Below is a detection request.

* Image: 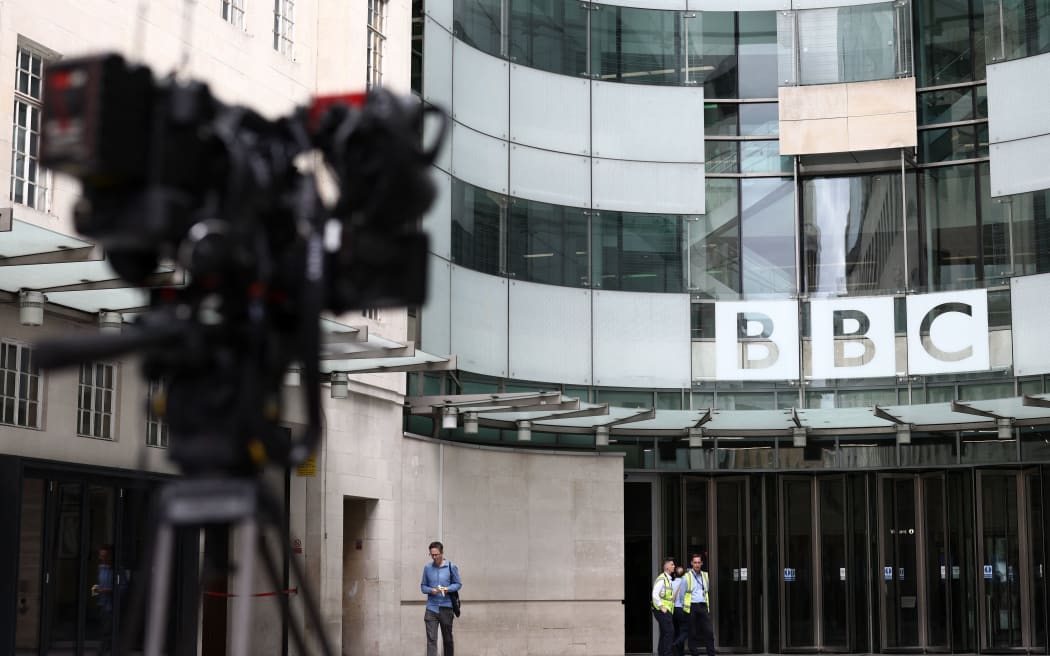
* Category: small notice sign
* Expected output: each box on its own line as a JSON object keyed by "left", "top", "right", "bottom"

{"left": 839, "top": 567, "right": 846, "bottom": 581}
{"left": 884, "top": 567, "right": 893, "bottom": 581}
{"left": 296, "top": 454, "right": 318, "bottom": 477}
{"left": 784, "top": 568, "right": 796, "bottom": 582}
{"left": 740, "top": 568, "right": 748, "bottom": 582}
{"left": 983, "top": 565, "right": 993, "bottom": 579}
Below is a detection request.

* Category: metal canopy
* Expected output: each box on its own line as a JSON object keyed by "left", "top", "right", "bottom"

{"left": 0, "top": 217, "right": 90, "bottom": 259}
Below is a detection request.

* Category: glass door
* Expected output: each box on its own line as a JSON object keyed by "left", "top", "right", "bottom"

{"left": 1025, "top": 470, "right": 1047, "bottom": 650}
{"left": 43, "top": 481, "right": 83, "bottom": 653}
{"left": 922, "top": 473, "right": 951, "bottom": 651}
{"left": 979, "top": 471, "right": 1023, "bottom": 650}
{"left": 714, "top": 478, "right": 752, "bottom": 651}
{"left": 819, "top": 478, "right": 849, "bottom": 650}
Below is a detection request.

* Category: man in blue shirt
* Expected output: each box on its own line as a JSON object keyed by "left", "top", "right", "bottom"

{"left": 420, "top": 540, "right": 462, "bottom": 656}
{"left": 687, "top": 552, "right": 716, "bottom": 656}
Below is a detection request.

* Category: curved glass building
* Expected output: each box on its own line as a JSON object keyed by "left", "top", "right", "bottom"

{"left": 412, "top": 0, "right": 1050, "bottom": 651}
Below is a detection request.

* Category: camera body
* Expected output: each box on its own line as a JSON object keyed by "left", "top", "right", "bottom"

{"left": 37, "top": 53, "right": 445, "bottom": 473}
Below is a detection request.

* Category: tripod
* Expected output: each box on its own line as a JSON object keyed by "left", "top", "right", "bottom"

{"left": 141, "top": 477, "right": 335, "bottom": 656}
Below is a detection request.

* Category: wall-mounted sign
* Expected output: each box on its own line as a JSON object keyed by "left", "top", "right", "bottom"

{"left": 784, "top": 567, "right": 796, "bottom": 582}
{"left": 984, "top": 565, "right": 993, "bottom": 579}
{"left": 884, "top": 567, "right": 893, "bottom": 581}
{"left": 712, "top": 289, "right": 991, "bottom": 380}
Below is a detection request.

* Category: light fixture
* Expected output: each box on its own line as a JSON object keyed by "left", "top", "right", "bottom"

{"left": 441, "top": 406, "right": 458, "bottom": 429}
{"left": 330, "top": 372, "right": 348, "bottom": 399}
{"left": 283, "top": 365, "right": 301, "bottom": 387}
{"left": 595, "top": 425, "right": 609, "bottom": 447}
{"left": 463, "top": 411, "right": 478, "bottom": 434}
{"left": 688, "top": 426, "right": 703, "bottom": 448}
{"left": 896, "top": 423, "right": 912, "bottom": 445}
{"left": 98, "top": 311, "right": 122, "bottom": 334}
{"left": 997, "top": 417, "right": 1014, "bottom": 440}
{"left": 517, "top": 420, "right": 532, "bottom": 442}
{"left": 19, "top": 290, "right": 44, "bottom": 326}
{"left": 792, "top": 426, "right": 808, "bottom": 448}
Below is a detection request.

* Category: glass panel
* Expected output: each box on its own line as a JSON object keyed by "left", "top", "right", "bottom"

{"left": 507, "top": 198, "right": 588, "bottom": 287}
{"left": 716, "top": 392, "right": 774, "bottom": 410}
{"left": 981, "top": 473, "right": 1023, "bottom": 648}
{"left": 924, "top": 164, "right": 979, "bottom": 290}
{"left": 1004, "top": 187, "right": 1050, "bottom": 277}
{"left": 689, "top": 179, "right": 740, "bottom": 298}
{"left": 453, "top": 0, "right": 503, "bottom": 58}
{"left": 883, "top": 477, "right": 920, "bottom": 647}
{"left": 924, "top": 475, "right": 950, "bottom": 647}
{"left": 705, "top": 141, "right": 738, "bottom": 174}
{"left": 691, "top": 391, "right": 715, "bottom": 409}
{"left": 738, "top": 12, "right": 778, "bottom": 98}
{"left": 741, "top": 178, "right": 796, "bottom": 297}
{"left": 508, "top": 0, "right": 588, "bottom": 76}
{"left": 783, "top": 478, "right": 814, "bottom": 647}
{"left": 997, "top": 0, "right": 1050, "bottom": 62}
{"left": 451, "top": 179, "right": 502, "bottom": 275}
{"left": 957, "top": 381, "right": 1014, "bottom": 400}
{"left": 739, "top": 103, "right": 779, "bottom": 136}
{"left": 919, "top": 125, "right": 979, "bottom": 163}
{"left": 45, "top": 482, "right": 82, "bottom": 652}
{"left": 979, "top": 163, "right": 1012, "bottom": 284}
{"left": 15, "top": 478, "right": 45, "bottom": 653}
{"left": 700, "top": 12, "right": 737, "bottom": 99}
{"left": 820, "top": 477, "right": 848, "bottom": 647}
{"left": 919, "top": 88, "right": 975, "bottom": 125}
{"left": 961, "top": 435, "right": 1017, "bottom": 463}
{"left": 948, "top": 470, "right": 977, "bottom": 650}
{"left": 596, "top": 389, "right": 652, "bottom": 408}
{"left": 803, "top": 174, "right": 910, "bottom": 296}
{"left": 988, "top": 288, "right": 1011, "bottom": 327}
{"left": 684, "top": 477, "right": 709, "bottom": 570}
{"left": 837, "top": 388, "right": 898, "bottom": 408}
{"left": 915, "top": 0, "right": 978, "bottom": 86}
{"left": 716, "top": 479, "right": 749, "bottom": 649}
{"left": 705, "top": 103, "right": 738, "bottom": 136}
{"left": 85, "top": 486, "right": 117, "bottom": 654}
{"left": 657, "top": 392, "right": 683, "bottom": 410}
{"left": 625, "top": 482, "right": 655, "bottom": 652}
{"left": 592, "top": 212, "right": 684, "bottom": 292}
{"left": 591, "top": 6, "right": 683, "bottom": 85}
{"left": 740, "top": 141, "right": 791, "bottom": 174}
{"left": 797, "top": 4, "right": 896, "bottom": 85}
{"left": 1027, "top": 473, "right": 1046, "bottom": 648}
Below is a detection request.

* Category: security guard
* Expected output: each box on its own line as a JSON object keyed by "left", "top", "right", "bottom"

{"left": 651, "top": 557, "right": 677, "bottom": 656}
{"left": 687, "top": 553, "right": 715, "bottom": 656}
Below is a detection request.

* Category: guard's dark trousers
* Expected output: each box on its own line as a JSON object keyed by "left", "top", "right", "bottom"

{"left": 653, "top": 607, "right": 675, "bottom": 656}
{"left": 425, "top": 607, "right": 454, "bottom": 656}
{"left": 689, "top": 602, "right": 716, "bottom": 656}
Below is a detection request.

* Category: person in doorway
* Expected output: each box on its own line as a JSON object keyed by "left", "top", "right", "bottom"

{"left": 652, "top": 557, "right": 677, "bottom": 656}
{"left": 687, "top": 552, "right": 716, "bottom": 656}
{"left": 421, "top": 540, "right": 461, "bottom": 656}
{"left": 92, "top": 544, "right": 115, "bottom": 656}
{"left": 672, "top": 565, "right": 693, "bottom": 656}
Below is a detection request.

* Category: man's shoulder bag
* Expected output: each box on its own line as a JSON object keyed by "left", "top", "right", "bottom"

{"left": 449, "top": 562, "right": 461, "bottom": 617}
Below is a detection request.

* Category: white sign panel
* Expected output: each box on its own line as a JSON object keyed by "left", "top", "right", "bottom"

{"left": 716, "top": 301, "right": 800, "bottom": 380}
{"left": 810, "top": 297, "right": 896, "bottom": 379}
{"left": 906, "top": 289, "right": 989, "bottom": 375}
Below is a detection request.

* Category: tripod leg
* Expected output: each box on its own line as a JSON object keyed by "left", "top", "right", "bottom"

{"left": 255, "top": 529, "right": 312, "bottom": 656}
{"left": 144, "top": 522, "right": 175, "bottom": 656}
{"left": 257, "top": 485, "right": 336, "bottom": 656}
{"left": 230, "top": 517, "right": 258, "bottom": 656}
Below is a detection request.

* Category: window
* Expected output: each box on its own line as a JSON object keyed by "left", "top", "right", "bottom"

{"left": 222, "top": 0, "right": 247, "bottom": 29}
{"left": 367, "top": 0, "right": 388, "bottom": 89}
{"left": 11, "top": 45, "right": 49, "bottom": 211}
{"left": 78, "top": 362, "right": 116, "bottom": 439}
{"left": 362, "top": 308, "right": 379, "bottom": 320}
{"left": 274, "top": 0, "right": 294, "bottom": 56}
{"left": 146, "top": 380, "right": 169, "bottom": 448}
{"left": 0, "top": 341, "right": 41, "bottom": 429}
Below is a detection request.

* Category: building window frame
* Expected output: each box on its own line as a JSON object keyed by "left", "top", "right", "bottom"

{"left": 367, "top": 0, "right": 388, "bottom": 89}
{"left": 273, "top": 0, "right": 294, "bottom": 57}
{"left": 11, "top": 43, "right": 51, "bottom": 212}
{"left": 222, "top": 0, "right": 247, "bottom": 30}
{"left": 0, "top": 340, "right": 42, "bottom": 429}
{"left": 146, "top": 380, "right": 169, "bottom": 448}
{"left": 78, "top": 362, "right": 116, "bottom": 440}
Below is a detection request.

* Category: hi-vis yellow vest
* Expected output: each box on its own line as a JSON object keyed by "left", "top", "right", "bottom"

{"left": 653, "top": 573, "right": 674, "bottom": 611}
{"left": 680, "top": 573, "right": 693, "bottom": 614}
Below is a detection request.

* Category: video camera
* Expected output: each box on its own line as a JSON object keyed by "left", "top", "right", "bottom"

{"left": 36, "top": 53, "right": 447, "bottom": 475}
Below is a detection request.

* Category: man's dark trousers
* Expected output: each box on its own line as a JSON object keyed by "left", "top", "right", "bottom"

{"left": 672, "top": 607, "right": 690, "bottom": 656}
{"left": 425, "top": 607, "right": 455, "bottom": 656}
{"left": 689, "top": 602, "right": 716, "bottom": 656}
{"left": 652, "top": 607, "right": 675, "bottom": 656}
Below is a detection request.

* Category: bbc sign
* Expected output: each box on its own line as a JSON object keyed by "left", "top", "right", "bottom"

{"left": 714, "top": 289, "right": 990, "bottom": 381}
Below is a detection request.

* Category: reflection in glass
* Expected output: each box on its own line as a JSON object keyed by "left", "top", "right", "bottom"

{"left": 592, "top": 212, "right": 684, "bottom": 292}
{"left": 738, "top": 12, "right": 778, "bottom": 98}
{"left": 1002, "top": 186, "right": 1050, "bottom": 277}
{"left": 741, "top": 178, "right": 796, "bottom": 296}
{"left": 739, "top": 103, "right": 779, "bottom": 136}
{"left": 16, "top": 478, "right": 44, "bottom": 653}
{"left": 918, "top": 88, "right": 975, "bottom": 125}
{"left": 706, "top": 141, "right": 738, "bottom": 174}
{"left": 741, "top": 141, "right": 791, "bottom": 174}
{"left": 882, "top": 477, "right": 920, "bottom": 647}
{"left": 717, "top": 392, "right": 774, "bottom": 410}
{"left": 716, "top": 480, "right": 750, "bottom": 649}
{"left": 919, "top": 125, "right": 979, "bottom": 163}
{"left": 924, "top": 165, "right": 979, "bottom": 290}
{"left": 796, "top": 4, "right": 897, "bottom": 85}
{"left": 820, "top": 478, "right": 848, "bottom": 648}
{"left": 1027, "top": 473, "right": 1047, "bottom": 648}
{"left": 981, "top": 473, "right": 1023, "bottom": 648}
{"left": 453, "top": 0, "right": 504, "bottom": 57}
{"left": 993, "top": 0, "right": 1050, "bottom": 62}
{"left": 509, "top": 0, "right": 587, "bottom": 76}
{"left": 980, "top": 162, "right": 1009, "bottom": 285}
{"left": 46, "top": 483, "right": 82, "bottom": 652}
{"left": 451, "top": 179, "right": 503, "bottom": 275}
{"left": 924, "top": 475, "right": 950, "bottom": 648}
{"left": 507, "top": 198, "right": 588, "bottom": 287}
{"left": 701, "top": 12, "right": 738, "bottom": 99}
{"left": 783, "top": 478, "right": 814, "bottom": 647}
{"left": 915, "top": 0, "right": 980, "bottom": 86}
{"left": 591, "top": 7, "right": 685, "bottom": 85}
{"left": 705, "top": 103, "right": 738, "bottom": 136}
{"left": 803, "top": 174, "right": 912, "bottom": 296}
{"left": 689, "top": 179, "right": 740, "bottom": 298}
